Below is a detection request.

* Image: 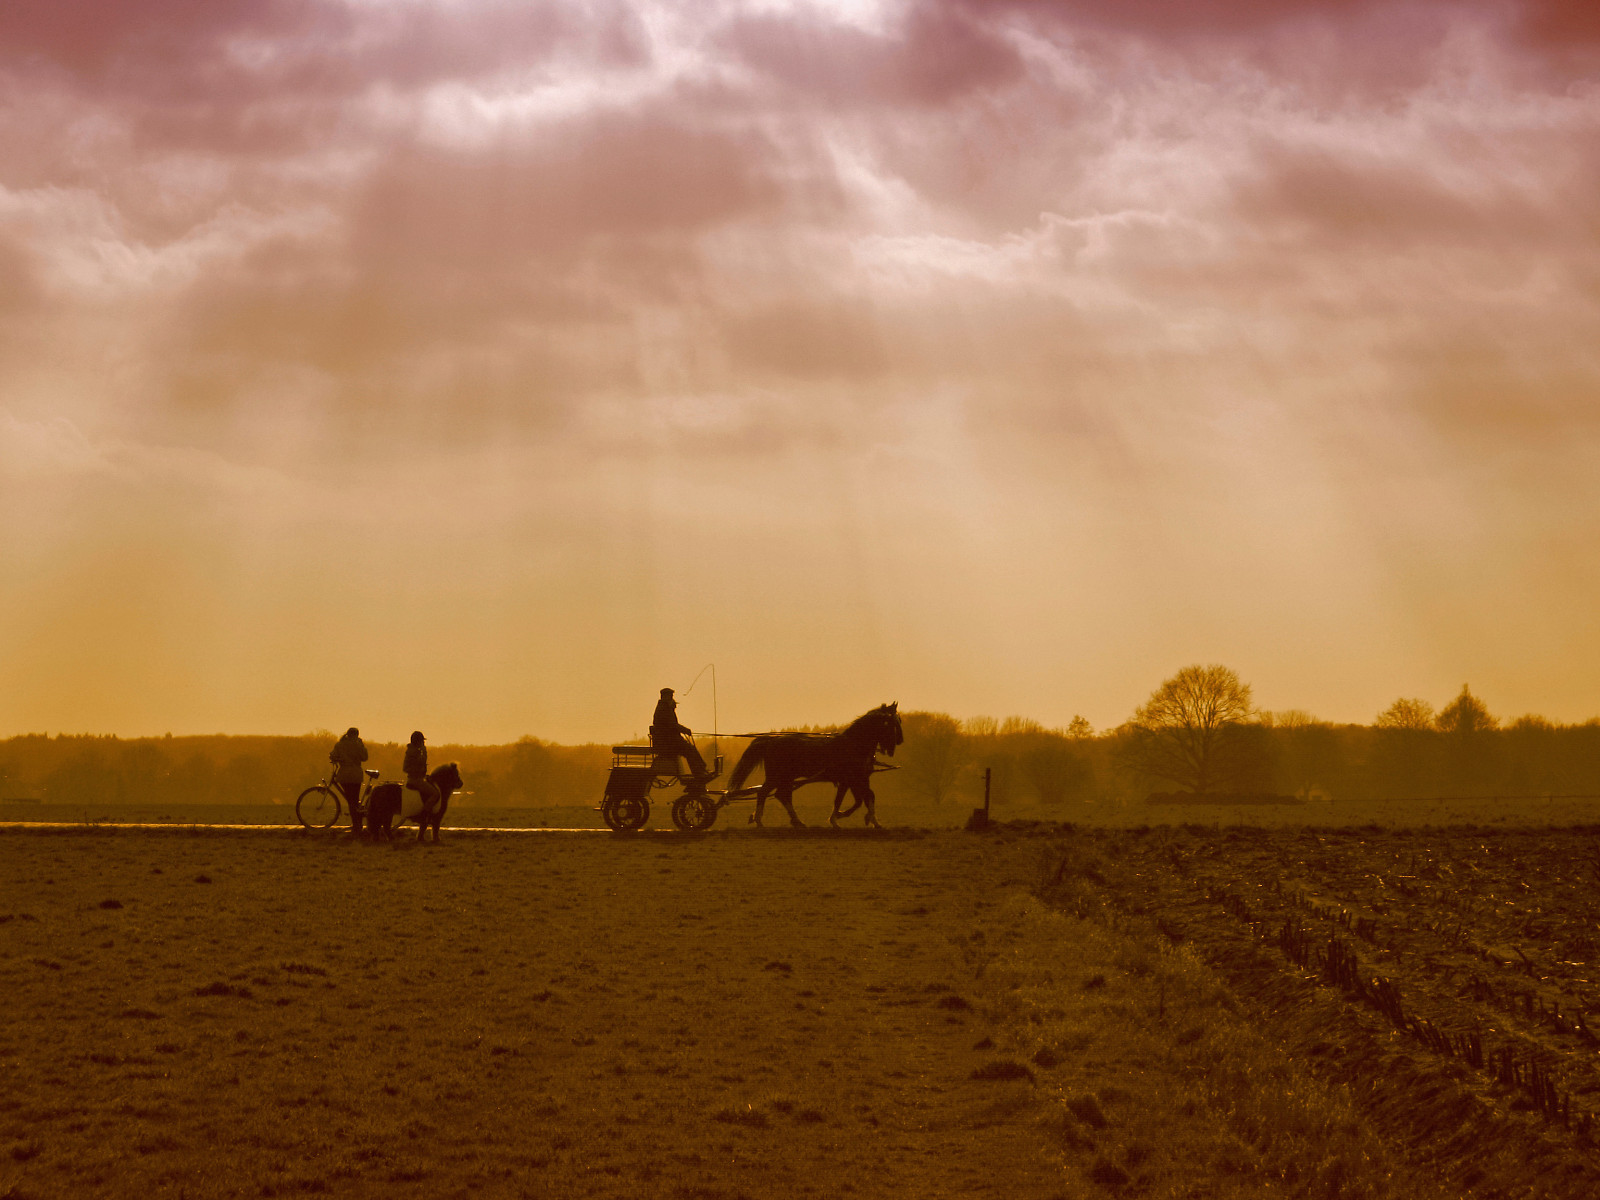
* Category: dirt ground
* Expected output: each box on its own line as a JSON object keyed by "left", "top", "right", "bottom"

{"left": 2, "top": 823, "right": 1578, "bottom": 1198}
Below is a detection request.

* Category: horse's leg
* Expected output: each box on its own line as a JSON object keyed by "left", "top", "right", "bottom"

{"left": 862, "top": 783, "right": 879, "bottom": 829}
{"left": 778, "top": 779, "right": 804, "bottom": 828}
{"left": 829, "top": 782, "right": 849, "bottom": 829}
{"left": 751, "top": 784, "right": 770, "bottom": 827}
{"left": 835, "top": 777, "right": 863, "bottom": 820}
{"left": 432, "top": 797, "right": 449, "bottom": 843}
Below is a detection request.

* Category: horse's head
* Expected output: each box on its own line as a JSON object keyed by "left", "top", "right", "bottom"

{"left": 430, "top": 761, "right": 463, "bottom": 796}
{"left": 878, "top": 702, "right": 903, "bottom": 757}
{"left": 850, "top": 702, "right": 903, "bottom": 757}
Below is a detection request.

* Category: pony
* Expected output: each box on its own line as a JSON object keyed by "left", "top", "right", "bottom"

{"left": 724, "top": 703, "right": 902, "bottom": 829}
{"left": 365, "top": 762, "right": 463, "bottom": 844}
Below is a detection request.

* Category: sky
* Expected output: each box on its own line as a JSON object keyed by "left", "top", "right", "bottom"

{"left": 1, "top": 0, "right": 1597, "bottom": 744}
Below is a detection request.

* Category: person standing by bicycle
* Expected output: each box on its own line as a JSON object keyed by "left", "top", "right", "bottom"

{"left": 329, "top": 727, "right": 368, "bottom": 836}
{"left": 404, "top": 730, "right": 440, "bottom": 815}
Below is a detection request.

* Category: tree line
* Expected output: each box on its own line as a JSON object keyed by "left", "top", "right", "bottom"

{"left": 832, "top": 672, "right": 1600, "bottom": 809}
{"left": 4, "top": 670, "right": 1598, "bottom": 811}
{"left": 0, "top": 733, "right": 615, "bottom": 809}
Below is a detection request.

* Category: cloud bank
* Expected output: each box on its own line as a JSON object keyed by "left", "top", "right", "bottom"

{"left": 2, "top": 0, "right": 1597, "bottom": 740}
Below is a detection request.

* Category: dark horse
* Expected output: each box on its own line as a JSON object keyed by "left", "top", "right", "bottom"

{"left": 366, "top": 762, "right": 463, "bottom": 844}
{"left": 724, "top": 703, "right": 902, "bottom": 829}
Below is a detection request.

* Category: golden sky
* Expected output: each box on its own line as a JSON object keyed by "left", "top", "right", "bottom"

{"left": 2, "top": 0, "right": 1598, "bottom": 743}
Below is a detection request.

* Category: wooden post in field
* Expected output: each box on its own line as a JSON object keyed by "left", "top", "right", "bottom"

{"left": 966, "top": 766, "right": 993, "bottom": 832}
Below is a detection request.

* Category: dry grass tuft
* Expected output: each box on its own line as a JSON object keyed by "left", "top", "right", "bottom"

{"left": 710, "top": 1105, "right": 769, "bottom": 1129}
{"left": 192, "top": 981, "right": 251, "bottom": 998}
{"left": 971, "top": 1060, "right": 1035, "bottom": 1083}
{"left": 1066, "top": 1094, "right": 1108, "bottom": 1128}
{"left": 1086, "top": 1157, "right": 1130, "bottom": 1190}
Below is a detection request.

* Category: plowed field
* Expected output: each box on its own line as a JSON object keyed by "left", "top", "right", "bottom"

{"left": 1039, "top": 823, "right": 1600, "bottom": 1197}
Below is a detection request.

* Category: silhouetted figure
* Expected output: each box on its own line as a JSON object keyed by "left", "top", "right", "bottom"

{"left": 404, "top": 730, "right": 441, "bottom": 815}
{"left": 329, "top": 727, "right": 368, "bottom": 835}
{"left": 651, "top": 687, "right": 710, "bottom": 781}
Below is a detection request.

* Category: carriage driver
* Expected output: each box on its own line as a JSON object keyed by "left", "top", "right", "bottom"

{"left": 404, "top": 730, "right": 441, "bottom": 814}
{"left": 329, "top": 727, "right": 369, "bottom": 836}
{"left": 651, "top": 687, "right": 712, "bottom": 782}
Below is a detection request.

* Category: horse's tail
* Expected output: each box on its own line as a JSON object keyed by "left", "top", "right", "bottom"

{"left": 725, "top": 738, "right": 769, "bottom": 792}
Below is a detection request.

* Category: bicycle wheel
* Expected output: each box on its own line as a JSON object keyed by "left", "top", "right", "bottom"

{"left": 295, "top": 785, "right": 342, "bottom": 830}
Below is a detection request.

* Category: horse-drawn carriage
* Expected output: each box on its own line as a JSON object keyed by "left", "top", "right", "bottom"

{"left": 599, "top": 745, "right": 724, "bottom": 832}
{"left": 597, "top": 703, "right": 903, "bottom": 832}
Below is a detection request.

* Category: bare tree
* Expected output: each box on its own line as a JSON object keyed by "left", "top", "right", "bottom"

{"left": 1119, "top": 664, "right": 1259, "bottom": 794}
{"left": 1436, "top": 685, "right": 1496, "bottom": 736}
{"left": 1375, "top": 698, "right": 1435, "bottom": 730}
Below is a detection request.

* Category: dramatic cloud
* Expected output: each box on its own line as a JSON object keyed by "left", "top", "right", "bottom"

{"left": 2, "top": 0, "right": 1597, "bottom": 741}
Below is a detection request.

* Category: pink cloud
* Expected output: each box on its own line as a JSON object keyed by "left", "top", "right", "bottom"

{"left": 1516, "top": 0, "right": 1600, "bottom": 44}
{"left": 723, "top": 5, "right": 1023, "bottom": 109}
{"left": 0, "top": 0, "right": 315, "bottom": 77}
{"left": 955, "top": 0, "right": 1395, "bottom": 38}
{"left": 0, "top": 1, "right": 644, "bottom": 93}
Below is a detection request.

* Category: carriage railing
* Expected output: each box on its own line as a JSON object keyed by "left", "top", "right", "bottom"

{"left": 611, "top": 746, "right": 659, "bottom": 768}
{"left": 610, "top": 746, "right": 723, "bottom": 777}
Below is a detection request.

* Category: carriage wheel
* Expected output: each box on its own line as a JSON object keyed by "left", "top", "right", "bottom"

{"left": 295, "top": 785, "right": 341, "bottom": 830}
{"left": 670, "top": 794, "right": 718, "bottom": 832}
{"left": 601, "top": 796, "right": 650, "bottom": 832}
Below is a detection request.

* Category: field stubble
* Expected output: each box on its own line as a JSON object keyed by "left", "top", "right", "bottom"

{"left": 0, "top": 823, "right": 1517, "bottom": 1198}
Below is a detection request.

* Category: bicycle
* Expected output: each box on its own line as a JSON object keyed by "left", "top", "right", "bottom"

{"left": 296, "top": 768, "right": 380, "bottom": 830}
